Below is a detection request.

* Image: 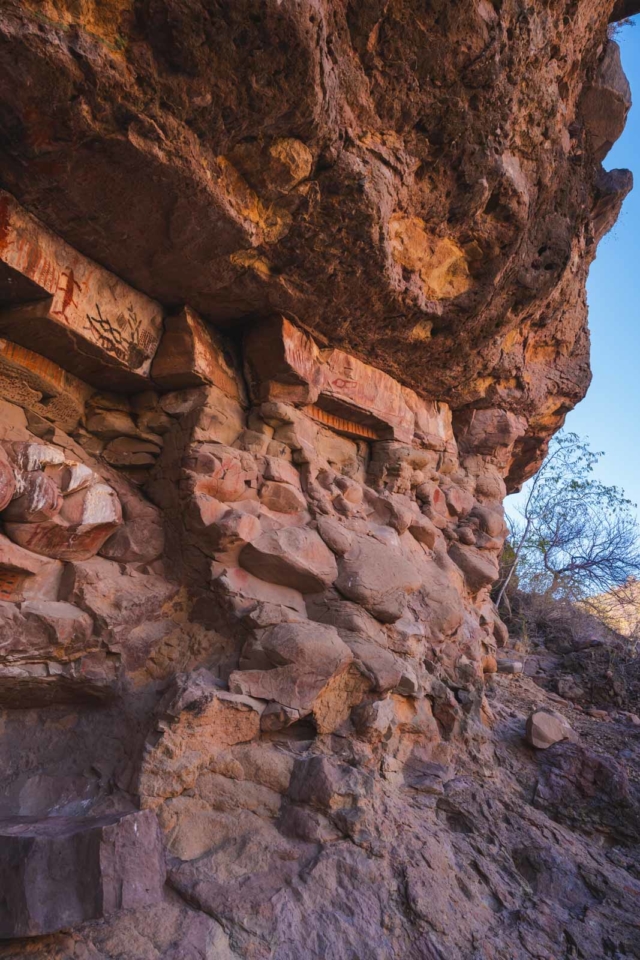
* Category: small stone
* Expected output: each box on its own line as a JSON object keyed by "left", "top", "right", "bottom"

{"left": 587, "top": 707, "right": 609, "bottom": 720}
{"left": 525, "top": 709, "right": 573, "bottom": 749}
{"left": 496, "top": 658, "right": 524, "bottom": 675}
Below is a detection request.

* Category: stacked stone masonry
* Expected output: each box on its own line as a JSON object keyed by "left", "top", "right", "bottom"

{"left": 0, "top": 2, "right": 636, "bottom": 952}
{"left": 0, "top": 194, "right": 515, "bottom": 941}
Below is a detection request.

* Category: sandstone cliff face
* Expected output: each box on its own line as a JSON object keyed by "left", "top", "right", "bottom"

{"left": 0, "top": 2, "right": 635, "bottom": 958}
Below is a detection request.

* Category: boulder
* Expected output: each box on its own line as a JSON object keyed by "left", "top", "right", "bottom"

{"left": 229, "top": 621, "right": 356, "bottom": 730}
{"left": 525, "top": 709, "right": 572, "bottom": 749}
{"left": 408, "top": 514, "right": 438, "bottom": 549}
{"left": 183, "top": 444, "right": 256, "bottom": 502}
{"left": 448, "top": 542, "right": 499, "bottom": 594}
{"left": 59, "top": 557, "right": 178, "bottom": 643}
{"left": 10, "top": 442, "right": 65, "bottom": 474}
{"left": 334, "top": 536, "right": 422, "bottom": 622}
{"left": 99, "top": 516, "right": 165, "bottom": 563}
{"left": 47, "top": 461, "right": 95, "bottom": 496}
{"left": 5, "top": 482, "right": 122, "bottom": 561}
{"left": 496, "top": 657, "right": 524, "bottom": 675}
{"left": 343, "top": 636, "right": 404, "bottom": 693}
{"left": 288, "top": 756, "right": 371, "bottom": 812}
{"left": 455, "top": 408, "right": 527, "bottom": 463}
{"left": 263, "top": 457, "right": 302, "bottom": 487}
{"left": 103, "top": 436, "right": 161, "bottom": 467}
{"left": 240, "top": 527, "right": 338, "bottom": 593}
{"left": 259, "top": 480, "right": 307, "bottom": 513}
{"left": 591, "top": 168, "right": 634, "bottom": 243}
{"left": 0, "top": 447, "right": 15, "bottom": 512}
{"left": 316, "top": 517, "right": 355, "bottom": 556}
{"left": 441, "top": 484, "right": 473, "bottom": 518}
{"left": 1, "top": 471, "right": 62, "bottom": 522}
{"left": 0, "top": 600, "right": 94, "bottom": 663}
{"left": 0, "top": 810, "right": 165, "bottom": 938}
{"left": 199, "top": 510, "right": 262, "bottom": 556}
{"left": 84, "top": 407, "right": 140, "bottom": 440}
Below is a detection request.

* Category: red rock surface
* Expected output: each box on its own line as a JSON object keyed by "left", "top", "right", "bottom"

{"left": 0, "top": 1, "right": 634, "bottom": 957}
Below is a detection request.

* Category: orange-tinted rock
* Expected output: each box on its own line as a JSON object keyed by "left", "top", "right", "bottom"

{"left": 0, "top": 338, "right": 93, "bottom": 433}
{"left": 138, "top": 670, "right": 264, "bottom": 807}
{"left": 229, "top": 621, "right": 356, "bottom": 731}
{"left": 448, "top": 543, "right": 499, "bottom": 594}
{"left": 245, "top": 318, "right": 416, "bottom": 442}
{"left": 151, "top": 306, "right": 241, "bottom": 398}
{"left": 198, "top": 510, "right": 262, "bottom": 557}
{"left": 455, "top": 408, "right": 528, "bottom": 463}
{"left": 580, "top": 41, "right": 631, "bottom": 162}
{"left": 525, "top": 709, "right": 573, "bottom": 749}
{"left": 317, "top": 349, "right": 415, "bottom": 442}
{"left": 244, "top": 315, "right": 322, "bottom": 404}
{"left": 183, "top": 444, "right": 256, "bottom": 502}
{"left": 482, "top": 654, "right": 498, "bottom": 675}
{"left": 60, "top": 557, "right": 178, "bottom": 645}
{"left": 334, "top": 535, "right": 423, "bottom": 623}
{"left": 0, "top": 191, "right": 163, "bottom": 390}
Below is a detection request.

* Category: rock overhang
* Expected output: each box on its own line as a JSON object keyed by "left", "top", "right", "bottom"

{"left": 0, "top": 2, "right": 635, "bottom": 954}
{"left": 0, "top": 0, "right": 633, "bottom": 487}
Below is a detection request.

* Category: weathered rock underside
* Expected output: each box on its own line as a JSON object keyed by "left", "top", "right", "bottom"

{"left": 0, "top": 1, "right": 637, "bottom": 957}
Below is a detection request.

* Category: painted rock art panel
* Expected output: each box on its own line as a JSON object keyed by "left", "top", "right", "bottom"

{"left": 0, "top": 191, "right": 163, "bottom": 390}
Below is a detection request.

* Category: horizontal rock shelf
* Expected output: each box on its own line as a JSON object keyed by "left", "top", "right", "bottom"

{"left": 0, "top": 191, "right": 163, "bottom": 391}
{"left": 0, "top": 810, "right": 165, "bottom": 938}
{"left": 244, "top": 316, "right": 453, "bottom": 447}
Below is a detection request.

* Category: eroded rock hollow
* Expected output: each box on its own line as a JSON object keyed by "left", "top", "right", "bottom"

{"left": 0, "top": 1, "right": 637, "bottom": 957}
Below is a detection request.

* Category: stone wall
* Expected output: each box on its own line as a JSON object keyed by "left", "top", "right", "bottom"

{"left": 0, "top": 192, "right": 522, "bottom": 943}
{"left": 0, "top": 1, "right": 635, "bottom": 954}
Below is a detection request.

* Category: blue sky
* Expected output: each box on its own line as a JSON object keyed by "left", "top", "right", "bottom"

{"left": 507, "top": 20, "right": 640, "bottom": 514}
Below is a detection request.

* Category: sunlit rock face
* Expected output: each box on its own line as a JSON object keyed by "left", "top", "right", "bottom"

{"left": 0, "top": 2, "right": 635, "bottom": 958}
{"left": 0, "top": 0, "right": 633, "bottom": 487}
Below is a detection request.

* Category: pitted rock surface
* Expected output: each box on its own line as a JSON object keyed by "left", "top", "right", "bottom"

{"left": 0, "top": 1, "right": 635, "bottom": 957}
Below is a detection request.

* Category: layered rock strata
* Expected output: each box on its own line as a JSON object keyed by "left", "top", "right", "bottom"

{"left": 0, "top": 1, "right": 634, "bottom": 956}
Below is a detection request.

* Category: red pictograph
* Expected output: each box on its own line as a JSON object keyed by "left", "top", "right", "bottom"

{"left": 54, "top": 268, "right": 83, "bottom": 319}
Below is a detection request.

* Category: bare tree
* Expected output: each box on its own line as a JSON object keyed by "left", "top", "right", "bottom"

{"left": 497, "top": 432, "right": 640, "bottom": 610}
